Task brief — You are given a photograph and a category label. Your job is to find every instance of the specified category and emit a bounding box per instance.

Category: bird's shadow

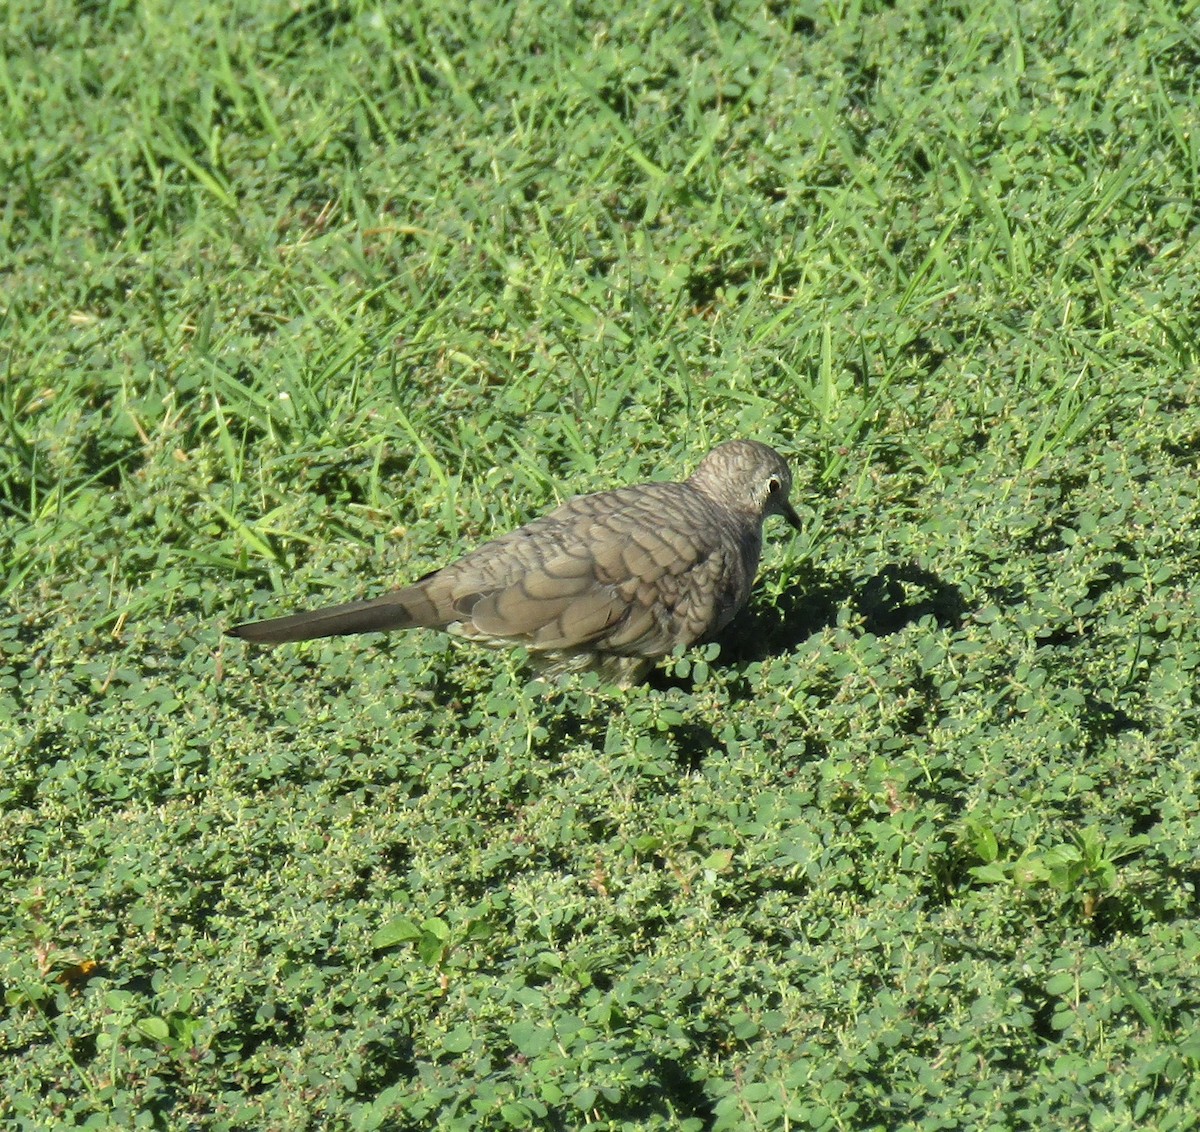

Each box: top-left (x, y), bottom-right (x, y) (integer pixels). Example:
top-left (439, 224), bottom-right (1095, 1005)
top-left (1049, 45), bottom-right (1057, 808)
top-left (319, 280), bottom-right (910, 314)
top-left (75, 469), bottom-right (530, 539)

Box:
top-left (639, 562), bottom-right (968, 767)
top-left (668, 561), bottom-right (968, 676)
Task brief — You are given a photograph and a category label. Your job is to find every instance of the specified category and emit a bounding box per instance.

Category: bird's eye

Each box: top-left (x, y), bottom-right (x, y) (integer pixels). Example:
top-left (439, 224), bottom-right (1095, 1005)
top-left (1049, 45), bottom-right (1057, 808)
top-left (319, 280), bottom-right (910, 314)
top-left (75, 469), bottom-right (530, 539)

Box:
top-left (767, 477), bottom-right (782, 494)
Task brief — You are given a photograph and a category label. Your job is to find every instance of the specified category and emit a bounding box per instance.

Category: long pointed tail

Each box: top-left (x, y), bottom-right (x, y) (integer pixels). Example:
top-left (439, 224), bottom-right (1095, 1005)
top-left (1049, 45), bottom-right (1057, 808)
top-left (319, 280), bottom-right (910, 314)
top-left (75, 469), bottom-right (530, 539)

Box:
top-left (228, 587), bottom-right (442, 644)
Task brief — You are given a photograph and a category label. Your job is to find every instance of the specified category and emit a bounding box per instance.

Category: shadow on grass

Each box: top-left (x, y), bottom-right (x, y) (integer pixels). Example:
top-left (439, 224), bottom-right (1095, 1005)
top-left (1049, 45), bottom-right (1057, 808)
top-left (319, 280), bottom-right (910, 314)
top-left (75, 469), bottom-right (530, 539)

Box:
top-left (716, 561), bottom-right (968, 667)
top-left (640, 563), bottom-right (969, 769)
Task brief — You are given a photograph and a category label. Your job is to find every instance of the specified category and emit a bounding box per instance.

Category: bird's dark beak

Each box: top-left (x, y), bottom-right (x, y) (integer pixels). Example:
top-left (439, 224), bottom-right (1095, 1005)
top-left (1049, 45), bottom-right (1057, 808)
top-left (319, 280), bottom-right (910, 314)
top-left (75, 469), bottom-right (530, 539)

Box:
top-left (780, 499), bottom-right (803, 531)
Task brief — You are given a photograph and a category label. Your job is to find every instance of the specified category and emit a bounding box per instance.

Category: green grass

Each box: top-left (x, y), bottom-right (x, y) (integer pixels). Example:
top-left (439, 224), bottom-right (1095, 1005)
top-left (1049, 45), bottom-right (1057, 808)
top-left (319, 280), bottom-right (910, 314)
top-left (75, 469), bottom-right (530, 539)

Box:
top-left (4, 0), bottom-right (1200, 1128)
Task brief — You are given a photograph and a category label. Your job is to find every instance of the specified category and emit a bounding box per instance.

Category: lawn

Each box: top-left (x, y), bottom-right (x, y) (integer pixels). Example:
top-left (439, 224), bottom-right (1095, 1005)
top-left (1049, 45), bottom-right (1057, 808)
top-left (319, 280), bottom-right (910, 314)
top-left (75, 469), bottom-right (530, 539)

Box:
top-left (3, 0), bottom-right (1200, 1128)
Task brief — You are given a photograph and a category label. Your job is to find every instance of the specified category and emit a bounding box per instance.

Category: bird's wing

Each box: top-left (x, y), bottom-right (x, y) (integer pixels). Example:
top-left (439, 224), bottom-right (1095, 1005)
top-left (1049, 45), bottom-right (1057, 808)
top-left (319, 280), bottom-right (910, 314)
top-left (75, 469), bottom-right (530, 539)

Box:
top-left (436, 485), bottom-right (725, 656)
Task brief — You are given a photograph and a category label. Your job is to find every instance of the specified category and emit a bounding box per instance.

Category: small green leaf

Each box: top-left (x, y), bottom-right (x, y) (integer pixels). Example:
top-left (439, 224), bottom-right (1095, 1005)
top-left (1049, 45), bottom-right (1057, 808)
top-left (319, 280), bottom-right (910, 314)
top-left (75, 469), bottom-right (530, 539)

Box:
top-left (136, 1016), bottom-right (170, 1042)
top-left (442, 1027), bottom-right (473, 1054)
top-left (702, 849), bottom-right (734, 873)
top-left (371, 916), bottom-right (422, 950)
top-left (509, 1020), bottom-right (553, 1056)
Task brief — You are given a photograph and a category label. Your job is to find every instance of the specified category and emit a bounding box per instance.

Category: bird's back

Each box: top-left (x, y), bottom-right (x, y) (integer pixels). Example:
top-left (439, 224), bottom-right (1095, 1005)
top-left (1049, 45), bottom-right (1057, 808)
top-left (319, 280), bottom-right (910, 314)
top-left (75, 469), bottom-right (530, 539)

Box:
top-left (423, 481), bottom-right (759, 669)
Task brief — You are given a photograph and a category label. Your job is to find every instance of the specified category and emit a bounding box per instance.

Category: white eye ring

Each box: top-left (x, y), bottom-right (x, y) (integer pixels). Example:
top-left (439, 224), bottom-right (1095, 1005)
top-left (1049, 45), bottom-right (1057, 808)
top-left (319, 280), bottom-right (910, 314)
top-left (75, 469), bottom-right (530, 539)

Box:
top-left (767, 477), bottom-right (782, 494)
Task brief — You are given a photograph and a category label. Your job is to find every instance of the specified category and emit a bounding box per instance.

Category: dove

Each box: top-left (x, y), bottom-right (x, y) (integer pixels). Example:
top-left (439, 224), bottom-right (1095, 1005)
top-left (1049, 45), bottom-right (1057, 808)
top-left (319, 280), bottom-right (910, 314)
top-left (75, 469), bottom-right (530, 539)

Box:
top-left (228, 439), bottom-right (801, 685)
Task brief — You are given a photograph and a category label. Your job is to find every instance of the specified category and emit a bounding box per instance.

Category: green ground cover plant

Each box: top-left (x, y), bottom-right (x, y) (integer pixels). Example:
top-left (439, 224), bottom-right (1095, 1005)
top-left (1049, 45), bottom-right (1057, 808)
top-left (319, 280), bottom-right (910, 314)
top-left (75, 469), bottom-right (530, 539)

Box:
top-left (3, 0), bottom-right (1199, 1128)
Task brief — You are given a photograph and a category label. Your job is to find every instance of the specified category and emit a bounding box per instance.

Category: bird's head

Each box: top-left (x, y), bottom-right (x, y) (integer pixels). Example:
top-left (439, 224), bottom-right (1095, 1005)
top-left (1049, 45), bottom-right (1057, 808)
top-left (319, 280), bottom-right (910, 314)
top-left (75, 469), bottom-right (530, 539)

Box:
top-left (688, 440), bottom-right (802, 531)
